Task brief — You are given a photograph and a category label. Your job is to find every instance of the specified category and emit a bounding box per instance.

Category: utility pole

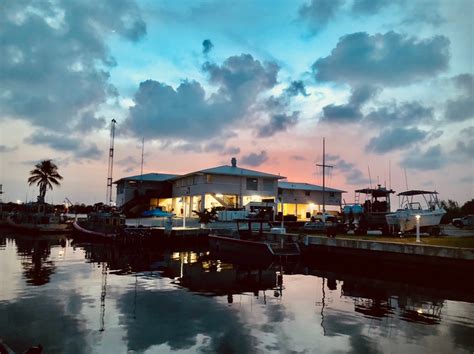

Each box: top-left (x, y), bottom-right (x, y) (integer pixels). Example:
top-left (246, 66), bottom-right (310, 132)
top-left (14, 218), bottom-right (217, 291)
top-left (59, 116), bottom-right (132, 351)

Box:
top-left (316, 137), bottom-right (333, 221)
top-left (106, 119), bottom-right (116, 206)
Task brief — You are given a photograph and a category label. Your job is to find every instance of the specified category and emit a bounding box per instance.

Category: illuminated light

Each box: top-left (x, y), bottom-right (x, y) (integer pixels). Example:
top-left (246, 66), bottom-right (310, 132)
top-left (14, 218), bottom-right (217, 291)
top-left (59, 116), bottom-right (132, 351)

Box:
top-left (215, 194), bottom-right (223, 198)
top-left (415, 214), bottom-right (421, 220)
top-left (16, 200), bottom-right (21, 204)
top-left (309, 203), bottom-right (316, 208)
top-left (417, 308), bottom-right (423, 314)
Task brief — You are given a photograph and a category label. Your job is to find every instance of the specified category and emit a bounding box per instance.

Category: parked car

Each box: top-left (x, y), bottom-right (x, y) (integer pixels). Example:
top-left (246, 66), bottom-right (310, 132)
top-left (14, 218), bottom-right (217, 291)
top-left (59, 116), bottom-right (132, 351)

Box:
top-left (452, 215), bottom-right (474, 228)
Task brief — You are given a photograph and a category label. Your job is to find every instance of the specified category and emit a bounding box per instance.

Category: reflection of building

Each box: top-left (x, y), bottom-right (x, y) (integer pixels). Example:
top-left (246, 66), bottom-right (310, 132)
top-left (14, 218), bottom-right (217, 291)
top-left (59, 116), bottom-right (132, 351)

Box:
top-left (115, 158), bottom-right (345, 220)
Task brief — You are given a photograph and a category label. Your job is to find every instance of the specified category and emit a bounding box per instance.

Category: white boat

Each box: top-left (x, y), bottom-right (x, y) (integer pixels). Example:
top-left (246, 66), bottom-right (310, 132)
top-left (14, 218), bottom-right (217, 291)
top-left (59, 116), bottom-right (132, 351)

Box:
top-left (385, 190), bottom-right (446, 235)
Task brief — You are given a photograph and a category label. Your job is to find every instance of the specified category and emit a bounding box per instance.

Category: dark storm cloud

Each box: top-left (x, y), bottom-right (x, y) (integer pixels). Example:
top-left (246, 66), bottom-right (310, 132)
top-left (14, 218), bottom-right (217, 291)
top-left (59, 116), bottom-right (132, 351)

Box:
top-left (401, 144), bottom-right (445, 170)
top-left (203, 142), bottom-right (240, 155)
top-left (124, 54), bottom-right (280, 140)
top-left (321, 85), bottom-right (379, 123)
top-left (24, 132), bottom-right (102, 159)
top-left (167, 141), bottom-right (240, 155)
top-left (366, 127), bottom-right (428, 154)
top-left (299, 0), bottom-right (344, 35)
top-left (0, 0), bottom-right (145, 134)
top-left (445, 74), bottom-right (474, 122)
top-left (285, 81), bottom-right (310, 97)
top-left (365, 101), bottom-right (434, 127)
top-left (0, 145), bottom-right (18, 153)
top-left (74, 112), bottom-right (107, 133)
top-left (453, 126), bottom-right (474, 158)
top-left (202, 39), bottom-right (214, 54)
top-left (241, 151), bottom-right (269, 167)
top-left (312, 31), bottom-right (450, 86)
top-left (257, 112), bottom-right (299, 137)
top-left (327, 155), bottom-right (371, 185)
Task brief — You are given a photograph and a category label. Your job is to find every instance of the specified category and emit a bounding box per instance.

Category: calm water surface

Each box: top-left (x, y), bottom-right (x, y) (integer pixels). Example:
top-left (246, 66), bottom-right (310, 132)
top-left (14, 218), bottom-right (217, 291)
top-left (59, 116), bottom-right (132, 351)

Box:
top-left (0, 230), bottom-right (473, 354)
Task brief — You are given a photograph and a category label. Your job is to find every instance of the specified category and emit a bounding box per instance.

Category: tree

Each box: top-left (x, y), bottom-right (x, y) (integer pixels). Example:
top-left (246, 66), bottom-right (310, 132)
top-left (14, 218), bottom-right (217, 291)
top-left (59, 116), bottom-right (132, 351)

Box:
top-left (28, 160), bottom-right (63, 203)
top-left (193, 208), bottom-right (218, 226)
top-left (440, 199), bottom-right (462, 223)
top-left (461, 199), bottom-right (474, 214)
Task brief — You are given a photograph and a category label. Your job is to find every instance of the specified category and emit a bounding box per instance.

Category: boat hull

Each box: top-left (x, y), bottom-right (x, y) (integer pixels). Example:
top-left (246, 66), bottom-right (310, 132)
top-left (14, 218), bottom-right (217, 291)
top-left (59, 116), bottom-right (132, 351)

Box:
top-left (7, 216), bottom-right (71, 233)
top-left (386, 209), bottom-right (446, 232)
top-left (72, 220), bottom-right (120, 240)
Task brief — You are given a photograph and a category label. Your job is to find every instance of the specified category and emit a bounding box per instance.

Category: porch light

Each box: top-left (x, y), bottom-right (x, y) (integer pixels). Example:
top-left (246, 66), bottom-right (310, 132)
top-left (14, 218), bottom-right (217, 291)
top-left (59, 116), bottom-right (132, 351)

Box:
top-left (415, 214), bottom-right (421, 243)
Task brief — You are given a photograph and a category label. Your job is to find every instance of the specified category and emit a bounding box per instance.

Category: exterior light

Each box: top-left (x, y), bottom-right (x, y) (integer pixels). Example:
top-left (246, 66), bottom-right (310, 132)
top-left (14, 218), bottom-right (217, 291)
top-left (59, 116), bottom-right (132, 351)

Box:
top-left (415, 214), bottom-right (421, 243)
top-left (16, 200), bottom-right (21, 204)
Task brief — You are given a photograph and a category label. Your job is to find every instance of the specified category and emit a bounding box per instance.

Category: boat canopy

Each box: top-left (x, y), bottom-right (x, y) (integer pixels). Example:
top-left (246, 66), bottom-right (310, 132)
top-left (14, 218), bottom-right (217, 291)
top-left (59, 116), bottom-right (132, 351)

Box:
top-left (397, 190), bottom-right (439, 196)
top-left (355, 187), bottom-right (395, 198)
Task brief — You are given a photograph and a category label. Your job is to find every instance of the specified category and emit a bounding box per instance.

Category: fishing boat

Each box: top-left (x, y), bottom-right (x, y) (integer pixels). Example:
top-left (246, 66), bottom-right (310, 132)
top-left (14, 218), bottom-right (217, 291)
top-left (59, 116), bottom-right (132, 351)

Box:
top-left (385, 190), bottom-right (446, 235)
top-left (209, 218), bottom-right (301, 259)
top-left (343, 185), bottom-right (395, 234)
top-left (73, 209), bottom-right (126, 240)
top-left (6, 202), bottom-right (71, 233)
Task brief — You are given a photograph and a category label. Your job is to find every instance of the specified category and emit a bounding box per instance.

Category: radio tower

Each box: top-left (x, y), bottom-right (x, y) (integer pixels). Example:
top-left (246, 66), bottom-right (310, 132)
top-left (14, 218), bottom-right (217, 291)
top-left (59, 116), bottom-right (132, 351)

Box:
top-left (106, 119), bottom-right (116, 206)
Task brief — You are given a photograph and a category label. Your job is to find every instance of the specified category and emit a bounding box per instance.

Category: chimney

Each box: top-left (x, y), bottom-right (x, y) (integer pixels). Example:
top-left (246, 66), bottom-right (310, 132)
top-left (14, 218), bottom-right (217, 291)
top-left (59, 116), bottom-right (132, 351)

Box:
top-left (231, 157), bottom-right (237, 167)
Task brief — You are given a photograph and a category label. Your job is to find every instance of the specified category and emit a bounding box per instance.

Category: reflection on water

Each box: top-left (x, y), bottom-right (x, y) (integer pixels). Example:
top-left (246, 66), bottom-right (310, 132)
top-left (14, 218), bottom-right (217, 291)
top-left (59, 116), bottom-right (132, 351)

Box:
top-left (0, 228), bottom-right (473, 354)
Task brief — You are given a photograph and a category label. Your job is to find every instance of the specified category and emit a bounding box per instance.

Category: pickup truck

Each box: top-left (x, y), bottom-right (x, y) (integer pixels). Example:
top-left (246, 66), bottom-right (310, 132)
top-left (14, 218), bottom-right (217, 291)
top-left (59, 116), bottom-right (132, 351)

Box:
top-left (452, 215), bottom-right (474, 228)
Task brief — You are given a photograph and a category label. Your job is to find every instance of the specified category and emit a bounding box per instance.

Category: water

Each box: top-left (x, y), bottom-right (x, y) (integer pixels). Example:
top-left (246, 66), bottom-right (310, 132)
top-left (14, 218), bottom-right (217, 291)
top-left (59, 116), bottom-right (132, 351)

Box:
top-left (1, 230), bottom-right (473, 354)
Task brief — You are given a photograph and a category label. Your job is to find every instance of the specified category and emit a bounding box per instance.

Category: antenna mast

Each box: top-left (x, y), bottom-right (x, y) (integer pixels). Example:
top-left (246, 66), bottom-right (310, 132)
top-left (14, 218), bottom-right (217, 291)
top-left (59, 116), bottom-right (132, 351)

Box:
top-left (316, 137), bottom-right (333, 218)
top-left (106, 119), bottom-right (117, 206)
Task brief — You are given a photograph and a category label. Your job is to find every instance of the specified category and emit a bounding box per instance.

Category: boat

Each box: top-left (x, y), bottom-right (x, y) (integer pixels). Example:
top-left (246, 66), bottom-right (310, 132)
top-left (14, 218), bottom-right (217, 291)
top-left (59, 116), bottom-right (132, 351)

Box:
top-left (342, 185), bottom-right (395, 234)
top-left (6, 202), bottom-right (71, 233)
top-left (385, 190), bottom-right (446, 235)
top-left (72, 209), bottom-right (126, 240)
top-left (209, 218), bottom-right (301, 259)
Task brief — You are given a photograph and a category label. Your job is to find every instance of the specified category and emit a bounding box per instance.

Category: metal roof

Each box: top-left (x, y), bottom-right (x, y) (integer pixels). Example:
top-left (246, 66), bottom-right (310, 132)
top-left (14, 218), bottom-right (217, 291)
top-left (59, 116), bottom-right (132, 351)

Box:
top-left (175, 165), bottom-right (285, 179)
top-left (278, 181), bottom-right (345, 193)
top-left (113, 173), bottom-right (178, 184)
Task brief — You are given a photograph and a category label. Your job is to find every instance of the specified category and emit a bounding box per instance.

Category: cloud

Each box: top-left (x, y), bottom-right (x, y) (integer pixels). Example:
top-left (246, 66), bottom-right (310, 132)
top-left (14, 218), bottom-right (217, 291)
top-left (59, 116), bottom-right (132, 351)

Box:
top-left (351, 0), bottom-right (391, 15)
top-left (299, 0), bottom-right (344, 35)
top-left (0, 0), bottom-right (146, 134)
top-left (290, 155), bottom-right (307, 161)
top-left (241, 150), bottom-right (268, 167)
top-left (0, 145), bottom-right (18, 153)
top-left (257, 112), bottom-right (299, 137)
top-left (202, 39), bottom-right (214, 54)
top-left (285, 81), bottom-right (310, 97)
top-left (165, 141), bottom-right (240, 155)
top-left (327, 155), bottom-right (371, 185)
top-left (401, 144), bottom-right (445, 170)
top-left (445, 74), bottom-right (474, 122)
top-left (124, 54), bottom-right (280, 141)
top-left (321, 85), bottom-right (379, 123)
top-left (312, 31), bottom-right (450, 86)
top-left (365, 101), bottom-right (433, 127)
top-left (24, 132), bottom-right (102, 160)
top-left (366, 127), bottom-right (428, 154)
top-left (116, 155), bottom-right (141, 173)
top-left (74, 112), bottom-right (106, 133)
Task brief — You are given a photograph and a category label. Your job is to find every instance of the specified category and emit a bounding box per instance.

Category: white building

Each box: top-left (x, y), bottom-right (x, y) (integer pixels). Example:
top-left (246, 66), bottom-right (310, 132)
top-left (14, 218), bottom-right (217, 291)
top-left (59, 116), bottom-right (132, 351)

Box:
top-left (115, 158), bottom-right (345, 220)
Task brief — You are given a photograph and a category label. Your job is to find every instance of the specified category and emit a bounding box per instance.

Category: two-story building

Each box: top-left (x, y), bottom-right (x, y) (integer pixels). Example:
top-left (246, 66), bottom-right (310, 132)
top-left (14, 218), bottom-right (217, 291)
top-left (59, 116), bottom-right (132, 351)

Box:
top-left (115, 158), bottom-right (345, 220)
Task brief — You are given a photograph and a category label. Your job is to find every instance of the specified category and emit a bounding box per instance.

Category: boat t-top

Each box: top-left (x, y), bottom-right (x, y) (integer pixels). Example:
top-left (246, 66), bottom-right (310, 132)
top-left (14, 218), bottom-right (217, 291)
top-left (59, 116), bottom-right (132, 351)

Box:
top-left (385, 190), bottom-right (446, 235)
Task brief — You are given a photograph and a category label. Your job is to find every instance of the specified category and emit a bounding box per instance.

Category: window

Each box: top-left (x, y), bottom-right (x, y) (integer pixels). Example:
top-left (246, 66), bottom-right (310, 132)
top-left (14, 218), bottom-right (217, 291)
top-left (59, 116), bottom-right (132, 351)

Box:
top-left (246, 178), bottom-right (258, 191)
top-left (263, 179), bottom-right (274, 191)
top-left (305, 191), bottom-right (310, 196)
top-left (330, 192), bottom-right (335, 197)
top-left (206, 175), bottom-right (213, 183)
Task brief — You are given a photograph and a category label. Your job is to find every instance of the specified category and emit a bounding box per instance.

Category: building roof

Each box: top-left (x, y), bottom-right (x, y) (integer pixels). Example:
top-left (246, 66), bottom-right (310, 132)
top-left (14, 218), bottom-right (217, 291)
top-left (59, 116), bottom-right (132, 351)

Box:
top-left (174, 165), bottom-right (285, 180)
top-left (114, 173), bottom-right (178, 184)
top-left (278, 181), bottom-right (346, 193)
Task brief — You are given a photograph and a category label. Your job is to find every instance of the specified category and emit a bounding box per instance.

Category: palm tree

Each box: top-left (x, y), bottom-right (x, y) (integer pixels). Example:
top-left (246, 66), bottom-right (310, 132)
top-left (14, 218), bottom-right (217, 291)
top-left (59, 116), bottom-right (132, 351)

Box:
top-left (28, 160), bottom-right (63, 203)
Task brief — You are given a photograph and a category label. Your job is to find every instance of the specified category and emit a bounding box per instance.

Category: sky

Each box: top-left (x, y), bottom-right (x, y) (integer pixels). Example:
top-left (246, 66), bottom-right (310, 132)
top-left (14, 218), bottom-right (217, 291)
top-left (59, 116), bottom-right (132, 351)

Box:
top-left (0, 0), bottom-right (473, 206)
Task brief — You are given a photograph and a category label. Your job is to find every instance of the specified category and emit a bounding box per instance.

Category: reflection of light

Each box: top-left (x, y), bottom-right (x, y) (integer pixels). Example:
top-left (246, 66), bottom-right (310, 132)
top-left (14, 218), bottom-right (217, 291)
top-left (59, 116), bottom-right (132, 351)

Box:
top-left (417, 308), bottom-right (423, 314)
top-left (58, 250), bottom-right (65, 258)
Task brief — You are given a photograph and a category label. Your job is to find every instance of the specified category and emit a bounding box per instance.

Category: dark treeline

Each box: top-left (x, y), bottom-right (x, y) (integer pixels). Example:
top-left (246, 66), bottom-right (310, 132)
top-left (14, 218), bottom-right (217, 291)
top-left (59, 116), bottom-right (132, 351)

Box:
top-left (440, 199), bottom-right (474, 223)
top-left (0, 202), bottom-right (106, 214)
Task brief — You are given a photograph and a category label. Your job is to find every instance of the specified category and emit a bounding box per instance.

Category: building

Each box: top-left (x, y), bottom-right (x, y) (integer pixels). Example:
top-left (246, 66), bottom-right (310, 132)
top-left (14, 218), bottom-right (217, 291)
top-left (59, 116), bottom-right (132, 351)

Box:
top-left (115, 158), bottom-right (345, 220)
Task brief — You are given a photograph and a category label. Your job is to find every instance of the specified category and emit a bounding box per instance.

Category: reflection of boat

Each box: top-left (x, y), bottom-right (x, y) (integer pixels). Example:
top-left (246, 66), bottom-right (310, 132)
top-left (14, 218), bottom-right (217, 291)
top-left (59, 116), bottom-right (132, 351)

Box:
top-left (343, 185), bottom-right (395, 234)
top-left (72, 209), bottom-right (126, 239)
top-left (209, 218), bottom-right (301, 259)
top-left (385, 190), bottom-right (446, 234)
top-left (7, 203), bottom-right (71, 233)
